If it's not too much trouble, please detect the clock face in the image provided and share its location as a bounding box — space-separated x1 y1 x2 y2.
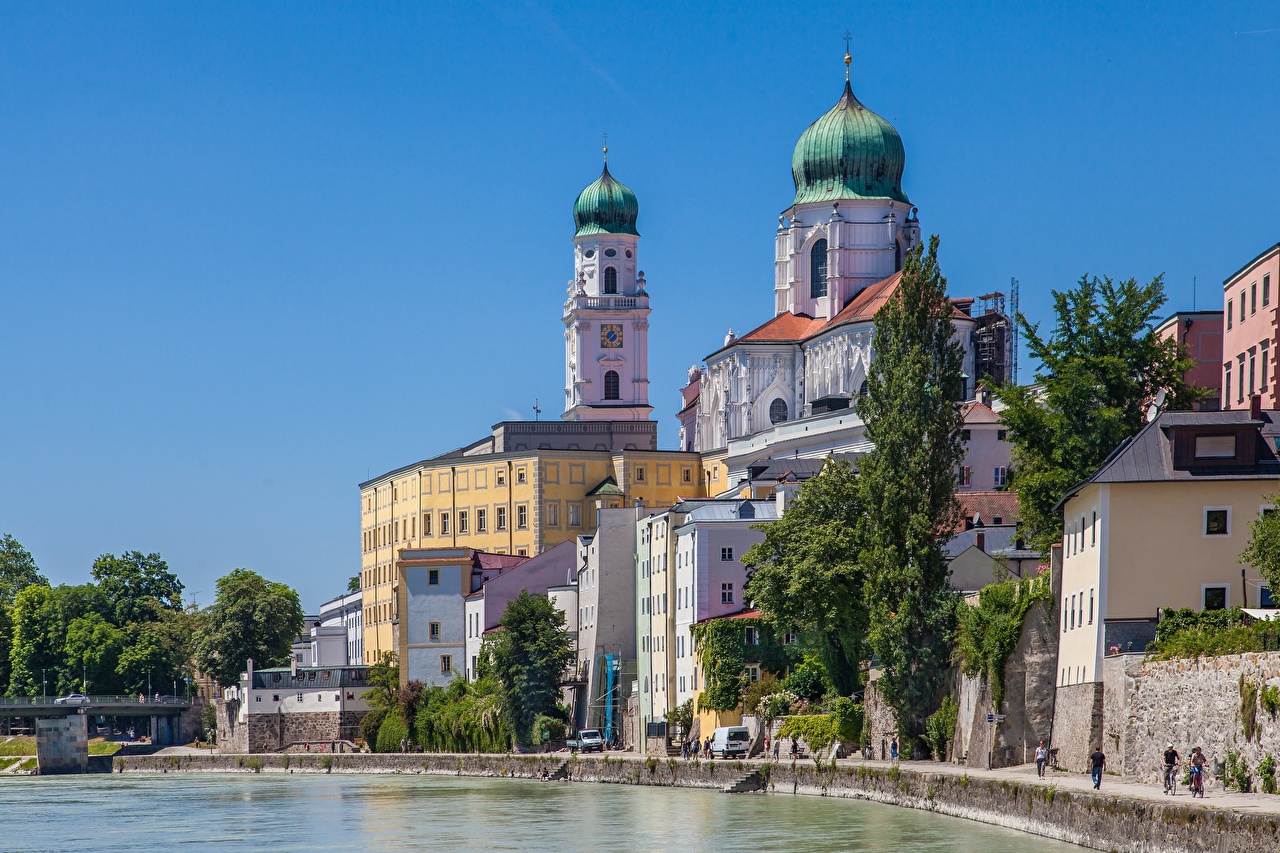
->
601 324 623 348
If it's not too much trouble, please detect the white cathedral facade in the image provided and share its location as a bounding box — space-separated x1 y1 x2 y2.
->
680 60 1009 454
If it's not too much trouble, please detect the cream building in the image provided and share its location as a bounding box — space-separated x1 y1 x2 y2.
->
1056 406 1280 692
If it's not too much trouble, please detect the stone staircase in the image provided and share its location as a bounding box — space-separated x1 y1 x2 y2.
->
547 761 570 781
722 769 764 793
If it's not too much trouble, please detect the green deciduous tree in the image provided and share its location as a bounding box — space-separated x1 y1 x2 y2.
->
996 274 1200 551
856 236 966 750
192 568 304 687
347 575 361 594
1241 490 1280 596
488 591 574 747
64 612 128 694
0 535 46 606
742 459 865 694
7 583 104 695
91 551 184 626
116 608 197 695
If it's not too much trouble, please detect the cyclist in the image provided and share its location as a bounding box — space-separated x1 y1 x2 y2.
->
1162 742 1181 794
1188 747 1206 798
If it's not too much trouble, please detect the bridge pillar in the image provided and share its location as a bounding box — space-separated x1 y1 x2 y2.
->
36 714 88 774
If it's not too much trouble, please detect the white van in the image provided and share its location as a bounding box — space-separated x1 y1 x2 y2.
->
710 726 750 759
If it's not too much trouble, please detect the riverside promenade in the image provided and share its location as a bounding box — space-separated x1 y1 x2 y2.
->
117 750 1280 852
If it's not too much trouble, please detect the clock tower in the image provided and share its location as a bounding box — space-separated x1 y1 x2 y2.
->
563 150 653 422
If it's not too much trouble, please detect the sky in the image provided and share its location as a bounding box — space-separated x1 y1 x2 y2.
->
1 1 1277 609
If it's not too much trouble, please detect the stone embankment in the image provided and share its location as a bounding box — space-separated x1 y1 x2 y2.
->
116 753 1280 852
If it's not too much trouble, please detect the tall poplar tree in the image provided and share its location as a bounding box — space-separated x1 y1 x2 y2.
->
856 236 965 749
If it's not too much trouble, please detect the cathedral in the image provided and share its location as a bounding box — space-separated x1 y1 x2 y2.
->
678 54 1011 454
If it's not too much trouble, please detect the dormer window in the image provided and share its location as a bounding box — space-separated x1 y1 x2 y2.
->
603 266 618 294
1195 435 1236 459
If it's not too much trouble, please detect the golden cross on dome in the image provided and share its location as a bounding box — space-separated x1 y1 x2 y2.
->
602 132 608 164
843 30 852 80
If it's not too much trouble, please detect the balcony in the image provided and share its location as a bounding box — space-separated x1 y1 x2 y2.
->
576 295 646 310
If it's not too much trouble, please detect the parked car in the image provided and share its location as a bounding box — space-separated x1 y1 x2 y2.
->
574 729 604 753
710 726 750 759
54 694 90 706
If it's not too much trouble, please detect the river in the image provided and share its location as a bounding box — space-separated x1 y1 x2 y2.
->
0 774 1081 851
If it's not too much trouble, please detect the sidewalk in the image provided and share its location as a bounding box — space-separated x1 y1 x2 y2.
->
768 754 1280 815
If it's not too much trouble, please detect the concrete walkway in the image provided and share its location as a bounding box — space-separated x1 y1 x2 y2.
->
758 755 1280 816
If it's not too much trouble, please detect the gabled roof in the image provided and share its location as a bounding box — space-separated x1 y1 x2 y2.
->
823 271 902 329
586 476 624 496
960 400 1002 425
736 312 827 344
956 491 1020 531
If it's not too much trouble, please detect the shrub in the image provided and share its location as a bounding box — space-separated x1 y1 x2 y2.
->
1262 684 1280 718
668 699 694 740
828 697 863 744
924 696 959 761
1259 753 1277 795
742 672 780 716
532 714 565 745
1242 677 1260 743
758 691 797 728
777 714 838 756
953 574 1052 708
361 707 386 748
320 755 333 772
1226 751 1253 793
376 712 410 754
782 658 833 703
1149 623 1274 661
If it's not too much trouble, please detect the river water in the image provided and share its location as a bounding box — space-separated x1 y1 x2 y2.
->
0 774 1080 851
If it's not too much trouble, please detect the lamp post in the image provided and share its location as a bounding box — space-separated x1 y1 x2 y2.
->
82 664 86 695
148 670 152 698
41 669 46 701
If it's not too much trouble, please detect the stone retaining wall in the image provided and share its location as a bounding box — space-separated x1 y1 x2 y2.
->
1050 682 1104 772
113 753 1280 851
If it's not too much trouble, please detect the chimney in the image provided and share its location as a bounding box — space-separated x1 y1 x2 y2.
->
976 531 986 553
1251 394 1263 419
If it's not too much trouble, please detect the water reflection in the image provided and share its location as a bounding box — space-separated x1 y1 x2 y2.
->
0 774 1079 851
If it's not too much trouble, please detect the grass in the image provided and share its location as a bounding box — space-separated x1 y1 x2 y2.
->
88 739 121 756
0 737 36 756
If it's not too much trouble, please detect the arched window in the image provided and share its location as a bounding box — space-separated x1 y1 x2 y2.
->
810 239 828 298
604 370 621 400
769 398 788 424
603 266 618 294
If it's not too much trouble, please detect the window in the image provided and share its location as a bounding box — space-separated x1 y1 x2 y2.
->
604 370 620 400
744 626 759 645
1263 343 1270 392
496 506 507 530
477 508 487 532
721 582 734 603
422 513 432 536
997 429 1007 441
960 466 972 487
603 266 618 294
428 569 439 585
546 503 558 526
1242 292 1247 323
1251 349 1258 395
1088 588 1094 624
517 505 528 529
1225 363 1233 406
1203 586 1228 611
516 467 527 484
1228 300 1233 329
1205 508 1230 536
720 546 734 561
1195 435 1236 459
429 622 440 641
769 398 788 424
441 655 453 675
809 239 828 298
993 467 1007 488
458 511 469 534
569 504 581 527
1265 274 1272 308
1070 594 1076 630
960 429 971 442
635 467 645 483
440 512 450 535
683 468 692 483
496 469 506 486
1091 510 1097 546
296 692 304 703
747 665 761 683
1062 601 1068 634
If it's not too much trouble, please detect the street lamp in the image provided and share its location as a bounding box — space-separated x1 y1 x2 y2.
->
148 670 152 698
82 664 86 695
41 669 46 700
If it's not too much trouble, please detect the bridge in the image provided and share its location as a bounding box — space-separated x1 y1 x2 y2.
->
0 695 196 774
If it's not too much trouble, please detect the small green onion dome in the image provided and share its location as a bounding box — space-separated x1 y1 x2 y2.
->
573 159 639 237
791 80 909 206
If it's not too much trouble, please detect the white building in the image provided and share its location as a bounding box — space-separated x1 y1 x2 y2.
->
319 590 363 666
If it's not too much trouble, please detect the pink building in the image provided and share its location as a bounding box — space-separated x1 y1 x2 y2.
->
1155 310 1223 410
1221 243 1280 410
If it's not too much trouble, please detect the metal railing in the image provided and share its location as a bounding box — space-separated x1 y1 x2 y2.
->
0 695 192 707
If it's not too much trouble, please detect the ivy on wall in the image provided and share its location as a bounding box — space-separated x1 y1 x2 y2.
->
953 573 1052 709
690 616 790 712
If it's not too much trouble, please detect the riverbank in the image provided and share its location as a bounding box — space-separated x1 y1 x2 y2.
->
112 752 1280 852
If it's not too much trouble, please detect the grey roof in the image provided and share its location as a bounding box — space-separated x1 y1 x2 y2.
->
676 500 780 526
1060 409 1280 507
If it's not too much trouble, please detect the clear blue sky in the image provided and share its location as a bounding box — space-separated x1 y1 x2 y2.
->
1 2 1277 608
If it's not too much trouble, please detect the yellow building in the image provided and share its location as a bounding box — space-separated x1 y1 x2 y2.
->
359 420 705 663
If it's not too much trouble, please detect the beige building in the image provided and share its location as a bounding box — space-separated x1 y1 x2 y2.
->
359 421 704 664
1056 406 1280 690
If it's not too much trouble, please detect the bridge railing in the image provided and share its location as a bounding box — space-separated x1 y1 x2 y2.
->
0 695 192 707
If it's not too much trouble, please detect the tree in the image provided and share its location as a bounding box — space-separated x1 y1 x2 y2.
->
742 459 865 694
996 274 1200 551
64 613 128 694
7 583 104 695
116 608 196 695
1240 490 1280 595
856 236 966 749
347 575 361 594
488 591 574 747
91 551 183 627
192 568 304 687
361 652 399 747
0 534 46 606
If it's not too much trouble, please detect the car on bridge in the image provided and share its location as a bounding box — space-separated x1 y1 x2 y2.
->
54 694 90 706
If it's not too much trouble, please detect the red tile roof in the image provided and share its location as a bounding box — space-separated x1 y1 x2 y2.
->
960 400 1002 424
955 491 1020 531
737 312 828 344
823 271 903 329
474 551 528 571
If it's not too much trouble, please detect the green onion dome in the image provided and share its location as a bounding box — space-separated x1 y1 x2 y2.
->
573 158 639 237
791 80 909 206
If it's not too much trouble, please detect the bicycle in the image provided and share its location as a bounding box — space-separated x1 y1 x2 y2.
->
1188 765 1204 798
1163 762 1180 795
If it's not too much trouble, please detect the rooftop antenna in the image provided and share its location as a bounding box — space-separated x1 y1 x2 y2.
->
533 399 541 421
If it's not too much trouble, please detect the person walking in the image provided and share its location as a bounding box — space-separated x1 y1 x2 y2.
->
681 740 689 760
790 738 798 760
1089 745 1107 789
890 739 899 762
772 738 780 760
1035 741 1048 778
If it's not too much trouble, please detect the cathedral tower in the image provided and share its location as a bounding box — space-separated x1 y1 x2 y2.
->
563 150 653 422
774 51 920 320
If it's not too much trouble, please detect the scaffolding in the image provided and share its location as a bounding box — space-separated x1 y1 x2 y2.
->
972 291 1013 388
